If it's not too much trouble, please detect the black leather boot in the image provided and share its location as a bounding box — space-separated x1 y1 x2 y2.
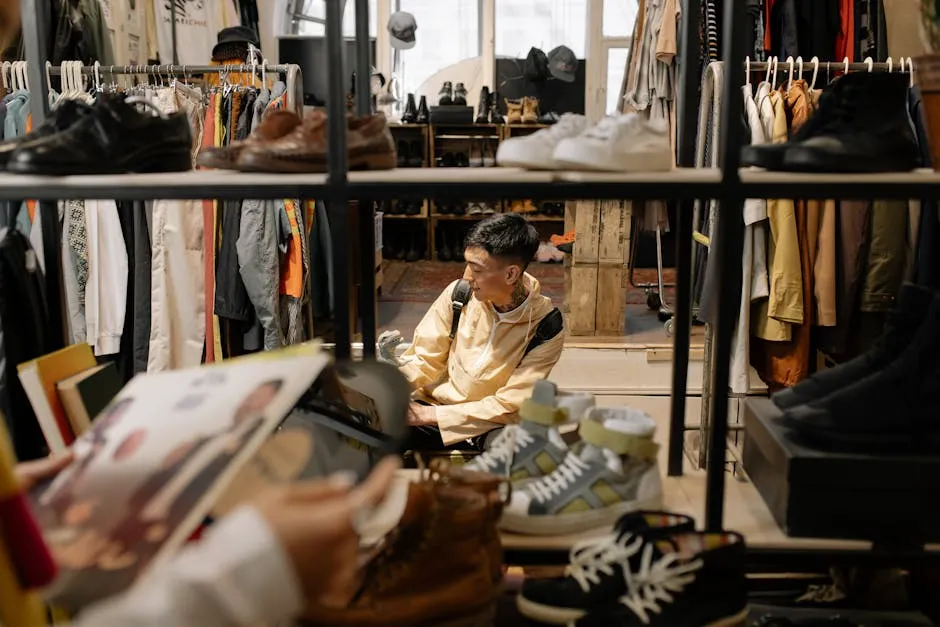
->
774 284 934 410
476 87 491 124
438 229 452 261
416 95 430 123
453 82 468 106
782 291 940 451
743 72 920 172
402 93 418 123
488 90 502 124
438 81 454 105
405 230 421 262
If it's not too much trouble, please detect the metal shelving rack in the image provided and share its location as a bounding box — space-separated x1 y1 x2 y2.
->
9 0 940 557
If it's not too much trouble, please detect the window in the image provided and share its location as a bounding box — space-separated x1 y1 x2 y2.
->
606 47 629 114
494 0 587 58
602 0 638 38
289 0 378 37
394 0 480 97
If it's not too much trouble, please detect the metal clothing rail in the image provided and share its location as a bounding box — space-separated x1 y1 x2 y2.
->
746 60 912 73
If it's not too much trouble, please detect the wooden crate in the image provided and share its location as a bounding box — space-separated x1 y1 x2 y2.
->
564 199 632 336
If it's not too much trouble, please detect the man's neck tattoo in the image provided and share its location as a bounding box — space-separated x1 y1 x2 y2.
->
494 282 528 313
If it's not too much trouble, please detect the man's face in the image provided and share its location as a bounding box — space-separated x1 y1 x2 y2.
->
463 246 519 304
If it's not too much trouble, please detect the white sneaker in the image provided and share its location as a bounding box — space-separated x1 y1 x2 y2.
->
496 114 588 170
553 114 673 172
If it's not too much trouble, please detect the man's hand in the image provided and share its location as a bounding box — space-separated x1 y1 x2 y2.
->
407 402 438 427
253 456 400 610
15 452 74 491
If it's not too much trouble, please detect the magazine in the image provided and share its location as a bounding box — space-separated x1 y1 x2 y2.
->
28 349 331 611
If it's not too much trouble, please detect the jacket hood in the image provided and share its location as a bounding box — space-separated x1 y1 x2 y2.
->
483 272 554 324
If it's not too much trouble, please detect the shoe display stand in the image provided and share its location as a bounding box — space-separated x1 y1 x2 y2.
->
12 0 940 579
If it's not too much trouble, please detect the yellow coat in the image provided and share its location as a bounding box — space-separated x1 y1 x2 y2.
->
399 274 564 445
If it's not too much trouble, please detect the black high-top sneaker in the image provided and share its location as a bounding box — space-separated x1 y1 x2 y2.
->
572 532 748 627
439 81 454 105
476 86 492 123
416 95 430 123
401 93 418 123
489 90 502 123
780 72 920 172
774 284 934 410
783 292 940 451
454 82 469 105
517 512 695 625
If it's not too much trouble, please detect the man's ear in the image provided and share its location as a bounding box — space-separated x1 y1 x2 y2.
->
504 263 522 285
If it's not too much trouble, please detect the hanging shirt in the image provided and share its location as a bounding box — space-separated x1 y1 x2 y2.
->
155 0 223 64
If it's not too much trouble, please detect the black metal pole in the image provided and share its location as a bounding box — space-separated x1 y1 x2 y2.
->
170 0 179 64
354 0 377 358
667 0 701 478
21 0 50 124
327 0 352 362
704 0 748 533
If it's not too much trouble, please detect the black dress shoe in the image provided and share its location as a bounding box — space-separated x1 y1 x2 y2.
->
9 95 192 175
455 152 469 167
438 229 452 261
782 292 940 450
401 93 418 123
439 152 455 167
408 139 424 166
438 81 454 105
476 87 491 124
0 100 93 169
774 284 934 410
404 200 421 215
416 96 430 124
396 139 409 167
405 232 421 262
453 82 468 106
452 202 467 215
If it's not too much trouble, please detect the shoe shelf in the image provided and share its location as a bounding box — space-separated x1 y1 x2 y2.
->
4 168 940 201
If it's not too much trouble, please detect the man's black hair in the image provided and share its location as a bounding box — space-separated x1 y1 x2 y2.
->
464 213 540 269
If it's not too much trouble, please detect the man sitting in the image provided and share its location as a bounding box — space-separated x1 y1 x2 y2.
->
398 213 565 451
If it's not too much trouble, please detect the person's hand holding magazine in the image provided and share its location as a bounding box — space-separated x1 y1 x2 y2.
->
16 454 400 626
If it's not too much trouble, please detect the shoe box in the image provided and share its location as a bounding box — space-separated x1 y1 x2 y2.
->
742 398 940 543
429 105 474 125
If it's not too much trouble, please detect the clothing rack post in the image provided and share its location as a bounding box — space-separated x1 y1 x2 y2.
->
666 0 702 478
170 0 179 65
325 0 353 362
354 0 378 359
19 0 50 124
703 0 749 533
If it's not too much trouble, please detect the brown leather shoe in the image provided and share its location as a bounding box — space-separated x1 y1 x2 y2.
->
303 481 499 627
428 459 509 584
522 96 540 123
506 98 523 124
196 109 305 170
236 111 396 173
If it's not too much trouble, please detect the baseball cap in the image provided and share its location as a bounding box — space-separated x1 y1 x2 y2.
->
388 11 417 50
547 45 577 82
524 47 549 81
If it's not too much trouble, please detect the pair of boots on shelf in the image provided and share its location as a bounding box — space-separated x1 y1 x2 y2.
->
496 113 672 172
506 96 540 124
476 86 501 124
302 459 507 626
464 380 747 627
198 109 397 173
740 72 920 173
395 139 424 167
0 93 193 175
438 80 469 106
774 283 940 452
400 93 430 124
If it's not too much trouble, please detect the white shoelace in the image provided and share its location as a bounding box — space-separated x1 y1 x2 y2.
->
526 113 585 143
583 115 636 141
469 425 532 473
566 533 645 592
618 543 703 625
526 453 589 503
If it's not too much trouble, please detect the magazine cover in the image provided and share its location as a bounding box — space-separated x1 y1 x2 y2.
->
28 349 331 612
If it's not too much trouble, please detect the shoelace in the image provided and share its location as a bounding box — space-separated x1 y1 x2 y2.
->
618 543 703 625
583 114 638 141
467 425 531 473
526 453 589 503
566 533 645 592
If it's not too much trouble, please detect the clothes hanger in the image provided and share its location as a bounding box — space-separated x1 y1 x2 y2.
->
796 56 803 84
745 56 751 87
786 56 795 91
765 56 774 84
864 57 874 72
771 57 779 88
887 57 893 72
810 56 819 90
907 56 915 87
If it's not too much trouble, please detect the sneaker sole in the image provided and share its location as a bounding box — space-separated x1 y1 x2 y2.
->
516 595 587 625
498 495 663 535
553 143 672 173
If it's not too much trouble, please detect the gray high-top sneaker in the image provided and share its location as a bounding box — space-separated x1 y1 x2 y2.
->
465 381 593 484
498 407 663 536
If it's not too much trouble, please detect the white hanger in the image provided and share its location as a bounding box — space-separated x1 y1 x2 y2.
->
93 61 102 92
864 57 874 72
907 56 915 87
843 57 850 75
765 56 774 84
810 56 819 90
887 57 893 72
786 56 795 91
745 56 751 86
44 60 53 95
16 61 26 91
772 57 779 87
10 61 19 91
